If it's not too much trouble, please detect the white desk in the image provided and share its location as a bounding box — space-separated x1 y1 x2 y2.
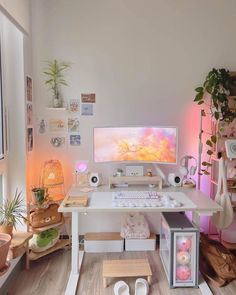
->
59 186 222 295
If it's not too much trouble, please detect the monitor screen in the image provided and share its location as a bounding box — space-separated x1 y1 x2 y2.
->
93 126 177 164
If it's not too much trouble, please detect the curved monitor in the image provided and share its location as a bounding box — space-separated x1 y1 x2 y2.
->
93 126 177 164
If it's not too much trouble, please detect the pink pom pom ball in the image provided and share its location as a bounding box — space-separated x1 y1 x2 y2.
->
177 237 192 251
176 265 191 281
176 251 191 265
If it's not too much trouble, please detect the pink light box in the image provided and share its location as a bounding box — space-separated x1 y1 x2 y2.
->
93 127 177 163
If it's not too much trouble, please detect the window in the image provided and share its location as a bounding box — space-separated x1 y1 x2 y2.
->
0 44 3 159
0 39 3 159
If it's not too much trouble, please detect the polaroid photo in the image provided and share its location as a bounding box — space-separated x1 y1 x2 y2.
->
26 76 32 102
70 134 81 146
38 119 46 134
81 103 93 116
69 99 80 113
27 103 33 125
81 93 96 103
68 118 80 132
49 119 66 132
27 127 33 151
50 137 66 148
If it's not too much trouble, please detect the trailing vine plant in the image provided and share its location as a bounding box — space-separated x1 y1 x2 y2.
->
194 68 236 175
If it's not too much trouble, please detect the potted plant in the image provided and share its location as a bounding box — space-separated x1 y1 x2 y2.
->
0 189 26 236
43 59 70 108
32 187 48 207
116 168 124 177
194 68 236 175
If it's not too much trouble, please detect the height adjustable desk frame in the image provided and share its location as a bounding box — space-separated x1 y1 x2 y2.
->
59 186 222 295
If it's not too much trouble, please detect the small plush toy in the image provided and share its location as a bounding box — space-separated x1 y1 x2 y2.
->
176 251 191 265
176 236 192 251
176 265 191 281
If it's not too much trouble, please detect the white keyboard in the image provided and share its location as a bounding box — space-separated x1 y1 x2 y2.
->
112 191 183 208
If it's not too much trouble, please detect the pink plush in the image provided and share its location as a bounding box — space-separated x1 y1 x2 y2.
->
176 237 192 251
176 265 191 281
176 251 191 265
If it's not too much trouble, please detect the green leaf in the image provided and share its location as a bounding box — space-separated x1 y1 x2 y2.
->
201 109 206 116
198 101 204 105
194 92 204 102
214 112 219 120
206 140 213 147
207 150 213 155
211 135 217 144
202 161 208 166
195 87 203 93
204 171 210 175
206 85 212 94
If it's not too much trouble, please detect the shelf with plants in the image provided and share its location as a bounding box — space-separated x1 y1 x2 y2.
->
28 239 70 261
194 68 236 249
27 188 70 262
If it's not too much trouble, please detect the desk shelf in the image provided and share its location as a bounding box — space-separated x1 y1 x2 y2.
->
109 176 162 189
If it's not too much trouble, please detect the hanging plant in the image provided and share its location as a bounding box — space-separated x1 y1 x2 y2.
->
194 68 236 175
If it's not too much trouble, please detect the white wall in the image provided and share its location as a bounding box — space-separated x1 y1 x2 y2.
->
31 0 236 233
0 0 30 34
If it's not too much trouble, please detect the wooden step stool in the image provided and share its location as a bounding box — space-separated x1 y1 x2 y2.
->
102 258 152 288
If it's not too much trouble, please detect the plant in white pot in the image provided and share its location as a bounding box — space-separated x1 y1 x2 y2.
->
0 189 26 236
43 59 70 108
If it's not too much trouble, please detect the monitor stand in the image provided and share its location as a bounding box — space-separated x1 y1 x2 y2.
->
152 164 167 186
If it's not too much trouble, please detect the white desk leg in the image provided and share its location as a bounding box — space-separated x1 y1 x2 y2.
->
192 211 201 229
192 211 213 295
65 212 84 295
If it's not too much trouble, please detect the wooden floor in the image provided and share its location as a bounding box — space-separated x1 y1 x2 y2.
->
7 248 236 295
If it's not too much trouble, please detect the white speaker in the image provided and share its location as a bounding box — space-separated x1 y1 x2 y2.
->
168 173 183 187
225 140 236 159
89 173 102 187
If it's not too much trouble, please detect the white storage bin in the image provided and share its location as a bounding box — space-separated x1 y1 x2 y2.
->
222 213 236 243
125 233 156 251
84 232 124 253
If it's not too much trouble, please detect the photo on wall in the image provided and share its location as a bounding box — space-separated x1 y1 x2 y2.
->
70 134 81 146
81 93 96 103
27 103 33 125
49 119 66 132
26 76 32 102
27 127 33 151
38 119 46 134
81 103 93 116
68 118 79 132
69 99 80 112
50 136 65 148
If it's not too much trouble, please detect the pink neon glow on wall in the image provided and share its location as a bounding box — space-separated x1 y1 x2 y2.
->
182 102 212 233
94 127 177 163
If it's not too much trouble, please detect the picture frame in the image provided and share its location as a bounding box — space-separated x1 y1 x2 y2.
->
68 118 79 132
70 134 81 146
27 127 33 151
26 76 32 102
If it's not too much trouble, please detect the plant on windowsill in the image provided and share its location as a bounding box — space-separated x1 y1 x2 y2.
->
0 189 26 236
43 59 70 108
194 68 236 175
